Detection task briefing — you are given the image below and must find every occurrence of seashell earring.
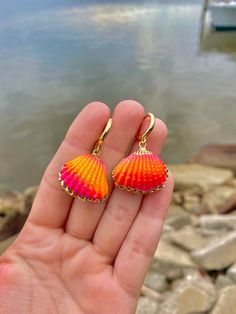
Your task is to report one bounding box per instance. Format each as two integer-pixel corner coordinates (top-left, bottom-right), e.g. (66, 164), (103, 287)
(58, 118), (112, 202)
(112, 113), (168, 194)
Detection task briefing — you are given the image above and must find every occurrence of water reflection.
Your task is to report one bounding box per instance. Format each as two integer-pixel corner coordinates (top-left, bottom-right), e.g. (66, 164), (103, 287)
(0, 0), (236, 190)
(200, 10), (236, 55)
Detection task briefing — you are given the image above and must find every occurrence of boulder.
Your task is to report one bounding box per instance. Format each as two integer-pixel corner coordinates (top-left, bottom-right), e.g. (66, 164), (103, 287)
(141, 285), (165, 302)
(0, 187), (23, 212)
(151, 240), (197, 280)
(182, 192), (203, 214)
(169, 164), (233, 192)
(166, 226), (207, 251)
(215, 274), (234, 289)
(151, 259), (184, 281)
(160, 275), (216, 314)
(199, 215), (236, 231)
(194, 144), (236, 175)
(166, 215), (192, 230)
(154, 240), (196, 268)
(144, 271), (169, 293)
(210, 285), (236, 314)
(0, 207), (26, 241)
(0, 187), (26, 240)
(202, 186), (236, 214)
(166, 205), (192, 230)
(136, 297), (159, 314)
(172, 192), (183, 205)
(191, 232), (236, 270)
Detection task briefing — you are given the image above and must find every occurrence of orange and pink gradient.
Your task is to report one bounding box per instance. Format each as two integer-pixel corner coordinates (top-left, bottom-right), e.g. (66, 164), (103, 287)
(59, 154), (109, 202)
(112, 151), (167, 194)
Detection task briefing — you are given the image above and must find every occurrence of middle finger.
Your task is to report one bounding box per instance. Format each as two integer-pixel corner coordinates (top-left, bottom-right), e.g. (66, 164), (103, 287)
(65, 100), (144, 239)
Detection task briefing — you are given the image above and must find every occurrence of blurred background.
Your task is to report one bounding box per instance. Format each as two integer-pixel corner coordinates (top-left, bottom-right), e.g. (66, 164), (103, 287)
(1, 1), (236, 313)
(0, 0), (236, 190)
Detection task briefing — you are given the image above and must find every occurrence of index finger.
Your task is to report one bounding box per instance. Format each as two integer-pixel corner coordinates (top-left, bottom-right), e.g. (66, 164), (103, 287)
(27, 102), (110, 228)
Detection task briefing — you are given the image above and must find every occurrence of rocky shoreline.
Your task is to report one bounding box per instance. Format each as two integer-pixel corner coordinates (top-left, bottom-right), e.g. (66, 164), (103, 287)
(137, 162), (236, 314)
(1, 159), (236, 314)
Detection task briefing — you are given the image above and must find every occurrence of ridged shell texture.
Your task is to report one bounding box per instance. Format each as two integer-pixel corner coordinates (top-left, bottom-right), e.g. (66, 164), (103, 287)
(59, 154), (108, 202)
(112, 151), (167, 193)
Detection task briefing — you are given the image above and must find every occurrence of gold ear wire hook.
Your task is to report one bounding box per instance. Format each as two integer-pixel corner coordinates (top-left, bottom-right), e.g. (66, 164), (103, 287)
(136, 113), (155, 150)
(136, 113), (155, 141)
(92, 118), (112, 155)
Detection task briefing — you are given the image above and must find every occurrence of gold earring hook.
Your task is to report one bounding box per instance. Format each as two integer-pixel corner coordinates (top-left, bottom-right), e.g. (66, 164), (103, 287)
(92, 118), (112, 155)
(136, 113), (155, 141)
(135, 113), (155, 151)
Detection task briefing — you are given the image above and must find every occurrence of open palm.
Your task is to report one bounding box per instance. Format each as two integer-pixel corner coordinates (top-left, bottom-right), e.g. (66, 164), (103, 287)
(0, 101), (173, 314)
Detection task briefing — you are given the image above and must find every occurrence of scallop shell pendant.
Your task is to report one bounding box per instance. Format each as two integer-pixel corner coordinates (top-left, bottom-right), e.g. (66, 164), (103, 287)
(112, 149), (168, 194)
(59, 154), (109, 202)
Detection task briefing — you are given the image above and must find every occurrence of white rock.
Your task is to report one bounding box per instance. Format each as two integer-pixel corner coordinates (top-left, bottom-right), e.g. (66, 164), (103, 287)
(210, 285), (236, 314)
(191, 232), (236, 270)
(215, 275), (234, 289)
(166, 226), (207, 251)
(170, 164), (233, 192)
(200, 215), (236, 231)
(202, 186), (236, 214)
(154, 240), (197, 268)
(227, 263), (236, 282)
(152, 240), (197, 280)
(144, 272), (169, 293)
(136, 297), (159, 314)
(160, 275), (216, 314)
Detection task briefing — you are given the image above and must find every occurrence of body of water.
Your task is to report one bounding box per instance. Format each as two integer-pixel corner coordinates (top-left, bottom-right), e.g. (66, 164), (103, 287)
(0, 0), (236, 190)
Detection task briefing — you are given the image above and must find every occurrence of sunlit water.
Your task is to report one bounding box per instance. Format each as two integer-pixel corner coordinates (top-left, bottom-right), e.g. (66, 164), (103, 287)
(0, 0), (236, 190)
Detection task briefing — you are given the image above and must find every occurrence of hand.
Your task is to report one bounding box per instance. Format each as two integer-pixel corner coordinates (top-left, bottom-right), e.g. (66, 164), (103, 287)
(0, 100), (174, 314)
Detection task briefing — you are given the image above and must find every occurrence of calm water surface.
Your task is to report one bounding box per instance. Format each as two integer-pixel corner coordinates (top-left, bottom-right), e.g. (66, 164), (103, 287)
(0, 0), (236, 190)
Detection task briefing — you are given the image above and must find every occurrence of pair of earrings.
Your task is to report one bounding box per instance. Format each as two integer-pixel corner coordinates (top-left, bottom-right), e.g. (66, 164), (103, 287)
(58, 113), (168, 202)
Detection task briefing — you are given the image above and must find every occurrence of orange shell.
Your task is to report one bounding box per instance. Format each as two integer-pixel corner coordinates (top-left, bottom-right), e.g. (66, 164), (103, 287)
(59, 154), (108, 202)
(112, 150), (167, 194)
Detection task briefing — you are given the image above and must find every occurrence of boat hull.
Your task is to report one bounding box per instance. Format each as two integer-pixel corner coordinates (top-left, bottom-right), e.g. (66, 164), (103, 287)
(209, 3), (236, 29)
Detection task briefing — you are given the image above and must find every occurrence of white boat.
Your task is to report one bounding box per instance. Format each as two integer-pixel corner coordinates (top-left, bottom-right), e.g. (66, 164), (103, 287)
(208, 1), (236, 29)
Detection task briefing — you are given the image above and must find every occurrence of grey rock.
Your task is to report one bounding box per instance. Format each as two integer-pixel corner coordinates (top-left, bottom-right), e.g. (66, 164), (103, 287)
(172, 192), (183, 205)
(178, 189), (204, 214)
(193, 144), (236, 175)
(170, 163), (233, 192)
(151, 240), (197, 280)
(0, 187), (26, 240)
(0, 207), (26, 241)
(199, 214), (236, 231)
(151, 259), (184, 281)
(0, 188), (23, 212)
(166, 205), (192, 229)
(163, 224), (175, 234)
(167, 205), (188, 217)
(191, 232), (236, 270)
(197, 226), (225, 238)
(136, 297), (159, 314)
(202, 186), (236, 214)
(215, 275), (234, 289)
(166, 215), (192, 230)
(160, 274), (216, 314)
(227, 263), (236, 283)
(210, 285), (236, 314)
(154, 240), (197, 268)
(144, 271), (169, 293)
(166, 226), (207, 251)
(141, 285), (164, 302)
